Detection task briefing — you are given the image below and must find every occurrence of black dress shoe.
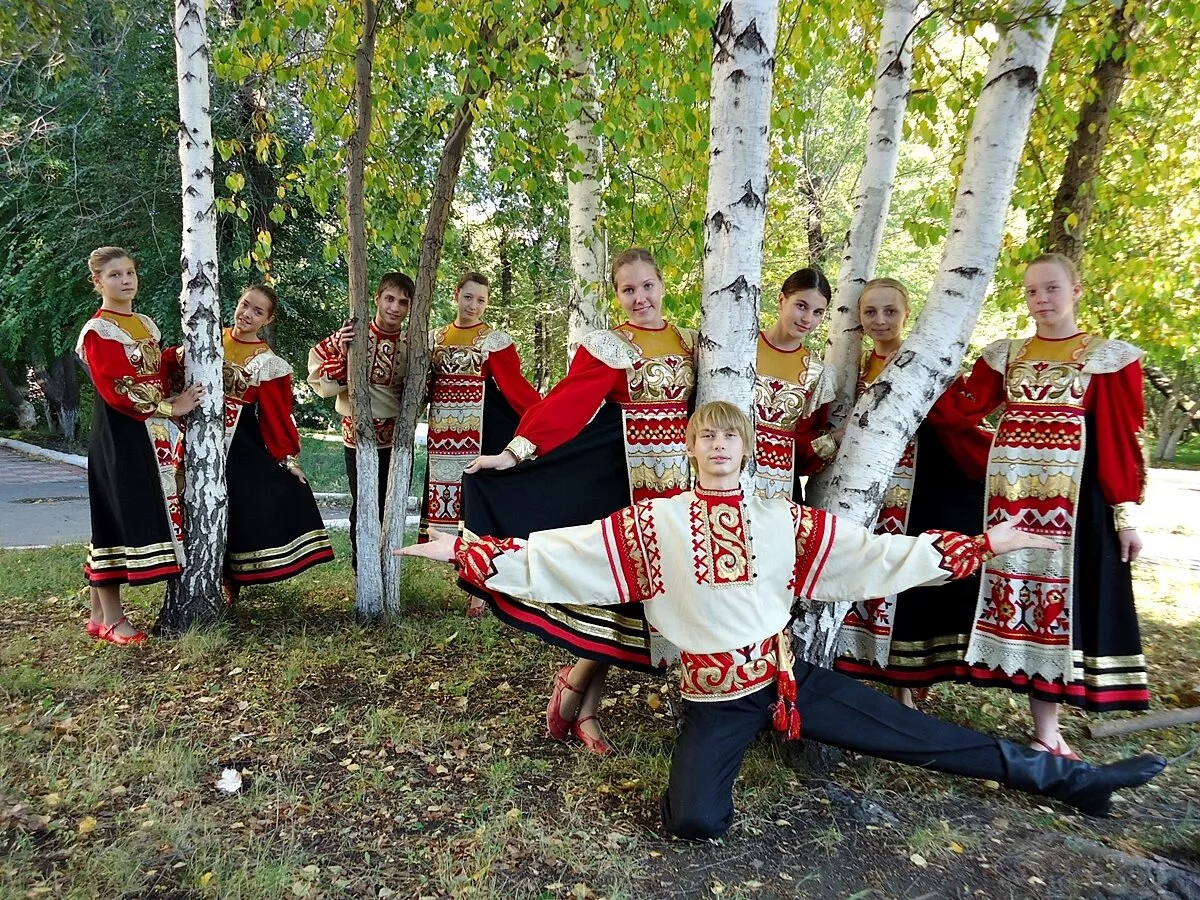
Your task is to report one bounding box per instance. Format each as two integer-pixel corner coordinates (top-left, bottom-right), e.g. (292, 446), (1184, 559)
(999, 742), (1167, 816)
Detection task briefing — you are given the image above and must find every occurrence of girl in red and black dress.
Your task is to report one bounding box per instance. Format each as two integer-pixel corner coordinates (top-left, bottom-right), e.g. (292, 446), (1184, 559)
(421, 272), (541, 615)
(937, 253), (1148, 759)
(834, 278), (992, 707)
(197, 286), (334, 591)
(76, 246), (204, 645)
(462, 248), (696, 753)
(752, 268), (837, 502)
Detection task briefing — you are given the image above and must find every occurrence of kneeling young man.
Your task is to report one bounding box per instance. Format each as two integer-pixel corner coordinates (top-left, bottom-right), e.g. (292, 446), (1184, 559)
(400, 401), (1165, 839)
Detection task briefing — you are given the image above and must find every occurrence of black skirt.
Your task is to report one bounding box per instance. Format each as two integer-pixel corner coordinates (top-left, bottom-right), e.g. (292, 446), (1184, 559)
(460, 402), (663, 672)
(225, 405), (334, 584)
(85, 400), (183, 586)
(834, 423), (983, 686)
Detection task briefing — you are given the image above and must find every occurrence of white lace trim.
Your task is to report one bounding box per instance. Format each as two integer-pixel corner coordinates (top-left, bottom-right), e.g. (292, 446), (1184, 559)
(75, 314), (160, 360)
(980, 338), (1012, 373)
(245, 349), (293, 384)
(1081, 337), (1142, 374)
(806, 357), (837, 415)
(478, 328), (514, 354)
(582, 329), (639, 370)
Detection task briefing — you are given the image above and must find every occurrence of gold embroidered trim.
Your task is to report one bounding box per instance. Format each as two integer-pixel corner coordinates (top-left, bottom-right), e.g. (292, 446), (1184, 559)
(1112, 502), (1137, 532)
(506, 435), (537, 463)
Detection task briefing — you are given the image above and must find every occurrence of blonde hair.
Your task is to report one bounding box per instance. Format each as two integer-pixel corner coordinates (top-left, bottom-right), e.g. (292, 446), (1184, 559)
(859, 277), (910, 310)
(1028, 252), (1080, 286)
(610, 247), (662, 289)
(686, 401), (755, 470)
(88, 246), (135, 293)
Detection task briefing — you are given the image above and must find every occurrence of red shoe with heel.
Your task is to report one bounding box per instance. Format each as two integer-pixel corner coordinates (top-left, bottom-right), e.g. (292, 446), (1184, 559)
(546, 665), (584, 740)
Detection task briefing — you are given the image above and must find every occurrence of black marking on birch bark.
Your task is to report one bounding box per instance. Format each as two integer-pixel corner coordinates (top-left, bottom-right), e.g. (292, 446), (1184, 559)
(986, 64), (1040, 93)
(729, 68), (748, 86)
(716, 274), (752, 299)
(949, 266), (984, 279)
(736, 180), (764, 209)
(708, 211), (731, 233)
(734, 19), (769, 54)
(883, 55), (908, 78)
(892, 349), (915, 368)
(712, 3), (735, 65)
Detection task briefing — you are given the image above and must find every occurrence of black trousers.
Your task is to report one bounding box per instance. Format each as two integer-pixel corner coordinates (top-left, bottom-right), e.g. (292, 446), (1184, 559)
(661, 659), (1006, 840)
(344, 445), (392, 569)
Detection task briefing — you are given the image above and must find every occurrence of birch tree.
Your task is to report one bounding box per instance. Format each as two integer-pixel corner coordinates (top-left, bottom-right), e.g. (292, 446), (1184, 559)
(696, 0), (779, 415)
(815, 0), (918, 443)
(346, 0), (385, 618)
(562, 37), (607, 357)
(795, 0), (1068, 665)
(160, 0), (226, 632)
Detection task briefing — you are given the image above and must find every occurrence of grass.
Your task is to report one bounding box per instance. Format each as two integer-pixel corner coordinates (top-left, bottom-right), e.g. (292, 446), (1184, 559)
(1, 535), (1198, 899)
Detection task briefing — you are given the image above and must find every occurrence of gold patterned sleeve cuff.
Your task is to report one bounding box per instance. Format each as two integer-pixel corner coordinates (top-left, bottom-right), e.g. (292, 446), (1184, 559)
(156, 399), (175, 418)
(1113, 502), (1138, 532)
(811, 433), (838, 461)
(505, 436), (537, 464)
(282, 455), (301, 470)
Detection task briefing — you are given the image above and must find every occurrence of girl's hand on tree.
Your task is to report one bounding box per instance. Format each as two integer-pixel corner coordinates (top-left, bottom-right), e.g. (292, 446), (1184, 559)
(830, 425), (846, 445)
(984, 519), (1060, 555)
(170, 383), (206, 416)
(393, 529), (455, 562)
(464, 450), (517, 474)
(1118, 528), (1142, 563)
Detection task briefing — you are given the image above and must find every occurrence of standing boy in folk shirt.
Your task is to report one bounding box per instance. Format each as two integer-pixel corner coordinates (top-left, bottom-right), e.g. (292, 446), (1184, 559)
(308, 273), (412, 567)
(400, 401), (1166, 839)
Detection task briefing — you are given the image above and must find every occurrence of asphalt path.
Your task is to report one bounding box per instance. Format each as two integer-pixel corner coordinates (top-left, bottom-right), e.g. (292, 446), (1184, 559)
(2, 443), (1199, 571)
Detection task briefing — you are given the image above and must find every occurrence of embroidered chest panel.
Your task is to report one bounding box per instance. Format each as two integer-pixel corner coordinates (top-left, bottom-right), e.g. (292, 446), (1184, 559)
(627, 353), (695, 403)
(432, 326), (488, 378)
(754, 374), (813, 431)
(689, 494), (753, 587)
(370, 334), (404, 388)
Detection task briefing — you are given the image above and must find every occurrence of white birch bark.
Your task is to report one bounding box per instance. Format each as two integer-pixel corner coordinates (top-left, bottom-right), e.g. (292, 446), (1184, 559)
(818, 0), (918, 431)
(165, 0), (226, 629)
(696, 0), (778, 416)
(347, 0), (383, 617)
(794, 0), (1067, 665)
(563, 39), (608, 358)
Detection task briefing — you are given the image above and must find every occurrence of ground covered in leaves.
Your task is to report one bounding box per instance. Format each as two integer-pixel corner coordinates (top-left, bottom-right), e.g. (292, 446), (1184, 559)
(2, 536), (1198, 899)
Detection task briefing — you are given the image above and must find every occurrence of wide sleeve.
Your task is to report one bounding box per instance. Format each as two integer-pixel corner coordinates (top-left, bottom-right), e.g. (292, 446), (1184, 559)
(456, 510), (650, 607)
(256, 374), (301, 461)
(82, 331), (161, 421)
(307, 333), (348, 399)
(1087, 362), (1146, 522)
(791, 504), (993, 603)
(923, 376), (994, 482)
(483, 343), (541, 416)
(939, 356), (1007, 427)
(506, 347), (625, 459)
(792, 403), (835, 477)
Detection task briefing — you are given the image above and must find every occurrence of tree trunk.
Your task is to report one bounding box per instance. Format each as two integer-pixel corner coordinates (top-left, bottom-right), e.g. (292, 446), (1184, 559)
(1045, 1), (1138, 266)
(346, 0), (385, 618)
(795, 0), (1066, 667)
(51, 351), (80, 440)
(381, 8), (566, 612)
(696, 0), (779, 416)
(802, 171), (826, 268)
(563, 38), (607, 358)
(380, 103), (478, 615)
(161, 0), (227, 633)
(1161, 419), (1189, 460)
(810, 0), (918, 486)
(0, 359), (37, 429)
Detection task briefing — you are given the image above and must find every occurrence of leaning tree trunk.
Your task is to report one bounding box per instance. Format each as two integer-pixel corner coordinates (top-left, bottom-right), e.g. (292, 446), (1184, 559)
(696, 0), (779, 416)
(0, 359), (37, 429)
(346, 0), (384, 617)
(1046, 0), (1138, 266)
(55, 351), (80, 440)
(794, 0), (1066, 671)
(811, 0), (918, 481)
(161, 0), (227, 632)
(563, 38), (607, 357)
(381, 9), (566, 613)
(379, 104), (480, 615)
